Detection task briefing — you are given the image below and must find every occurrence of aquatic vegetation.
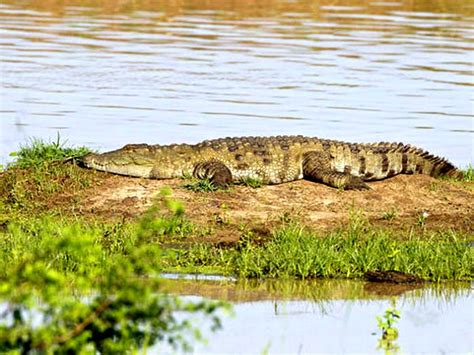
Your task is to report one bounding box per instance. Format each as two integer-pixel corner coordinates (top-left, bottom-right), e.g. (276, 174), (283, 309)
(376, 299), (401, 354)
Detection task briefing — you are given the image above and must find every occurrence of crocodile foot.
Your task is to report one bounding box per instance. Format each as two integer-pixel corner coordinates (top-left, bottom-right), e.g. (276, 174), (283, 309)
(343, 177), (371, 190)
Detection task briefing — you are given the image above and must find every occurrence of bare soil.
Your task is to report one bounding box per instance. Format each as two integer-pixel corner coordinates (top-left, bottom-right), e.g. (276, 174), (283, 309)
(78, 172), (474, 243)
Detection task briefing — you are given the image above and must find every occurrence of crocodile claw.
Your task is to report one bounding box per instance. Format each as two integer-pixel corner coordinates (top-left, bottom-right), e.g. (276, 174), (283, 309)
(344, 178), (371, 191)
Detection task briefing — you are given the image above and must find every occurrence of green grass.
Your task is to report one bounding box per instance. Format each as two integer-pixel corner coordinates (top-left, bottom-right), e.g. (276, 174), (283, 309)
(460, 165), (474, 182)
(162, 217), (473, 282)
(8, 135), (91, 169)
(0, 189), (198, 280)
(0, 137), (95, 220)
(0, 161), (94, 220)
(239, 177), (263, 189)
(183, 178), (220, 192)
(381, 208), (398, 221)
(440, 164), (474, 185)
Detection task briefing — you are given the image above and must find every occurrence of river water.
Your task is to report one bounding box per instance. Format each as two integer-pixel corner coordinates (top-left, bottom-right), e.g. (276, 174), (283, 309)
(157, 277), (473, 354)
(0, 0), (473, 166)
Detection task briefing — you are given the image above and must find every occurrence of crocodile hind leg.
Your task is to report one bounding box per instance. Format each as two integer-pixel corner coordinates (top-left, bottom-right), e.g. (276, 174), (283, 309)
(303, 151), (370, 190)
(193, 161), (233, 188)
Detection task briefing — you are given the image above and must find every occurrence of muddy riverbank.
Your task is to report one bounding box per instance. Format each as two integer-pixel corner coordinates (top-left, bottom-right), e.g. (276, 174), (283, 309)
(78, 170), (473, 243)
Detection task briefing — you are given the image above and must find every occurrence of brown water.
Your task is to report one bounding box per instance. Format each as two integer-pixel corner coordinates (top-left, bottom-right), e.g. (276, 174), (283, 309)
(1, 0), (473, 167)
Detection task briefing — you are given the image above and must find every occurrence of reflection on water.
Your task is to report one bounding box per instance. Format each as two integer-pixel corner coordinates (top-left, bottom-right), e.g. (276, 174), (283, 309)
(1, 0), (473, 166)
(158, 277), (472, 354)
(161, 275), (470, 302)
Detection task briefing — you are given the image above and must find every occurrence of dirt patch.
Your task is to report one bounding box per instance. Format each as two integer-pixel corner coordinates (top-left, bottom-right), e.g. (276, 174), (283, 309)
(78, 172), (474, 242)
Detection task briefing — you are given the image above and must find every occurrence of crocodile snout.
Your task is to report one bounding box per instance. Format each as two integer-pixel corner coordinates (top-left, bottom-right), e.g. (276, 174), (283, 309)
(79, 153), (100, 168)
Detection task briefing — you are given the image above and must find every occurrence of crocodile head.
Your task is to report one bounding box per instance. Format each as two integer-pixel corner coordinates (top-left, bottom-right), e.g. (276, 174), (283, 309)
(81, 144), (158, 177)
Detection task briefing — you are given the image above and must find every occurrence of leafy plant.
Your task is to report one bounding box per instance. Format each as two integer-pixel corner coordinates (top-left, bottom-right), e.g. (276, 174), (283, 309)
(376, 299), (401, 354)
(0, 200), (228, 353)
(137, 187), (194, 243)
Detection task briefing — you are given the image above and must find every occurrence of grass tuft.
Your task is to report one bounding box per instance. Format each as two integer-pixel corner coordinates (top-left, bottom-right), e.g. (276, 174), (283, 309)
(0, 137), (95, 219)
(239, 177), (263, 189)
(381, 208), (398, 221)
(9, 135), (91, 169)
(183, 178), (219, 192)
(460, 165), (474, 182)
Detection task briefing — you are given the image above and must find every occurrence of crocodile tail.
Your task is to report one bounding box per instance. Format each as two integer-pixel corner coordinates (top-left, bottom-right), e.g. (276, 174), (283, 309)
(402, 145), (460, 178)
(370, 142), (461, 179)
(352, 142), (460, 180)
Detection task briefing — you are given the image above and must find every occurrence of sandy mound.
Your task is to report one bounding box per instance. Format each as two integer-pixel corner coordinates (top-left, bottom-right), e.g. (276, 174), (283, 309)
(80, 172), (473, 242)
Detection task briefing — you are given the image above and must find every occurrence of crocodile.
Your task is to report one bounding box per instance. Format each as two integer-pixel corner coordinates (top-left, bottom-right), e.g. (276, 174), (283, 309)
(80, 135), (460, 190)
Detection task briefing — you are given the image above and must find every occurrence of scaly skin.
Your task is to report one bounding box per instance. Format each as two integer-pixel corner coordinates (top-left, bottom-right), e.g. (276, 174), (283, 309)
(80, 136), (460, 190)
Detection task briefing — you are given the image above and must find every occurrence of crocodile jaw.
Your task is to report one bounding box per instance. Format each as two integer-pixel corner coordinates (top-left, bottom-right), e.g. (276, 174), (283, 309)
(81, 153), (154, 178)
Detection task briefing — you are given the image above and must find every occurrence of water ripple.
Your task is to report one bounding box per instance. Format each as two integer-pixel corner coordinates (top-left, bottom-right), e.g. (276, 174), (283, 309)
(0, 0), (473, 166)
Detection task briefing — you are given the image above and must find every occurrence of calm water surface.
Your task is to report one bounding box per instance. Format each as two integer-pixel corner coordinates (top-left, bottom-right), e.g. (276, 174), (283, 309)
(157, 277), (473, 354)
(1, 0), (473, 166)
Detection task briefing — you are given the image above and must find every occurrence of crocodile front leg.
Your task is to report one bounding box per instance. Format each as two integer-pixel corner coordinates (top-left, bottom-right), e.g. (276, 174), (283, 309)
(193, 160), (233, 188)
(303, 151), (370, 190)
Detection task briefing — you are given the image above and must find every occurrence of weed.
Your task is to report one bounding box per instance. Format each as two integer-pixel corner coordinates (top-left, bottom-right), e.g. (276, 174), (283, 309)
(461, 165), (474, 182)
(9, 134), (91, 169)
(0, 138), (95, 219)
(440, 164), (474, 188)
(137, 188), (194, 243)
(416, 211), (429, 228)
(180, 172), (194, 180)
(183, 178), (219, 192)
(381, 209), (398, 221)
(164, 221), (473, 281)
(240, 177), (263, 189)
(376, 299), (401, 354)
